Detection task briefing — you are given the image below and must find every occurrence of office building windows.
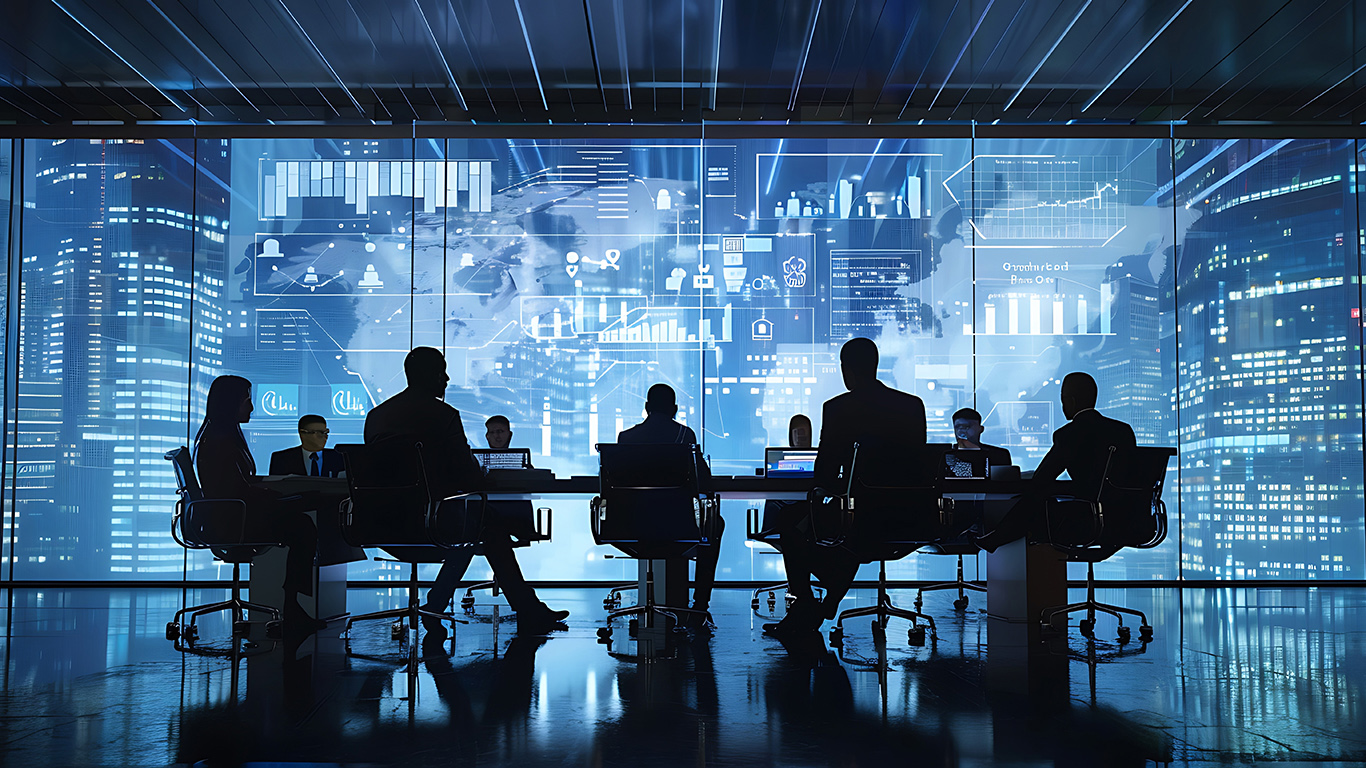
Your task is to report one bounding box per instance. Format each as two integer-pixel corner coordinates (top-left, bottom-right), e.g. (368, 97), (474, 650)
(0, 134), (1363, 581)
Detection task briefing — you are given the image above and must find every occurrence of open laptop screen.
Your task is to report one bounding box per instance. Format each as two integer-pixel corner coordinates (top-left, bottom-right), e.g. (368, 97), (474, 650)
(944, 449), (989, 479)
(765, 448), (819, 477)
(472, 448), (532, 470)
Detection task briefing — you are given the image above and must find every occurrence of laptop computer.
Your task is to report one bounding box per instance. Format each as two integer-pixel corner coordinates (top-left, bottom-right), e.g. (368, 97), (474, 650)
(472, 448), (533, 471)
(764, 447), (819, 477)
(943, 449), (989, 480)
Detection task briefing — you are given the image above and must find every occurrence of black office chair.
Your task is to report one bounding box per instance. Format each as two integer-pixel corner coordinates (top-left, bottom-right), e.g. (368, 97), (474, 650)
(824, 443), (966, 648)
(745, 502), (824, 615)
(591, 443), (718, 641)
(913, 537), (986, 614)
(335, 441), (484, 649)
(163, 447), (283, 646)
(1038, 445), (1176, 645)
(455, 450), (554, 615)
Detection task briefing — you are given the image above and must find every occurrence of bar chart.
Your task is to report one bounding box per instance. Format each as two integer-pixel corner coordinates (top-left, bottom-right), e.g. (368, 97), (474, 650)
(968, 289), (1113, 336)
(520, 296), (734, 344)
(260, 159), (494, 218)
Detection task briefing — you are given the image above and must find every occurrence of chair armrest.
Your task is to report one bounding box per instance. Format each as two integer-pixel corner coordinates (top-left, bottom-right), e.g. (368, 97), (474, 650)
(807, 489), (851, 547)
(429, 492), (486, 549)
(169, 498), (196, 550)
(182, 498), (250, 547)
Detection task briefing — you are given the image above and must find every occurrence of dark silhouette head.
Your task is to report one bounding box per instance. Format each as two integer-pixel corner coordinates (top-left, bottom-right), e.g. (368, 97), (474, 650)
(404, 347), (450, 397)
(839, 337), (879, 391)
(195, 375), (254, 460)
(485, 414), (512, 449)
(788, 414), (812, 448)
(645, 383), (678, 419)
(1060, 372), (1098, 420)
(952, 407), (984, 447)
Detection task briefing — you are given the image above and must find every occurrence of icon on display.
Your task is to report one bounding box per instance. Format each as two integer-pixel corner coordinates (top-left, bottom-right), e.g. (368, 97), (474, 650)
(602, 249), (621, 270)
(666, 268), (687, 291)
(460, 253), (475, 267)
(656, 189), (671, 210)
(752, 317), (773, 341)
(566, 251), (580, 278)
(260, 238), (283, 257)
(783, 255), (808, 288)
(693, 274), (715, 289)
(722, 236), (744, 252)
(358, 264), (384, 288)
(303, 266), (319, 284)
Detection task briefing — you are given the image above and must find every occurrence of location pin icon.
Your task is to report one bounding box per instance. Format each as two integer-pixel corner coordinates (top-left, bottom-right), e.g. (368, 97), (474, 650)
(566, 263), (579, 277)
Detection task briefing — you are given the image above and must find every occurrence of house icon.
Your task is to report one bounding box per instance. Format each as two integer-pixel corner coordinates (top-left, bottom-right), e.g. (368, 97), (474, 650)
(752, 318), (773, 341)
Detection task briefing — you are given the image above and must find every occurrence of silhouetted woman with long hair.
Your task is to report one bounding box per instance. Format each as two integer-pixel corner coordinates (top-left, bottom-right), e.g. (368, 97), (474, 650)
(194, 375), (324, 632)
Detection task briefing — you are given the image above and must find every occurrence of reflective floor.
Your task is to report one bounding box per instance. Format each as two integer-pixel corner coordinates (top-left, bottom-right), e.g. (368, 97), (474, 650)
(1, 585), (1364, 767)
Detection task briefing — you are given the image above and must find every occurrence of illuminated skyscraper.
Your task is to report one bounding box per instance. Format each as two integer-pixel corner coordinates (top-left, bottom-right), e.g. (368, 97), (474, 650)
(1176, 139), (1363, 579)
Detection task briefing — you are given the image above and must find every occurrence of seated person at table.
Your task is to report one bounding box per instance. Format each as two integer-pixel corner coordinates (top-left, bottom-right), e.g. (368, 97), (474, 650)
(481, 414), (540, 539)
(618, 383), (721, 618)
(194, 375), (324, 634)
(269, 414), (344, 477)
(364, 347), (569, 636)
(976, 372), (1138, 552)
(766, 338), (927, 636)
(951, 407), (1011, 469)
(759, 414), (815, 534)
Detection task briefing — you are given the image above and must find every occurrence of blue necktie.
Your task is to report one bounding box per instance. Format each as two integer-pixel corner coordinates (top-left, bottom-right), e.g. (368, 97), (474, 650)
(310, 452), (320, 477)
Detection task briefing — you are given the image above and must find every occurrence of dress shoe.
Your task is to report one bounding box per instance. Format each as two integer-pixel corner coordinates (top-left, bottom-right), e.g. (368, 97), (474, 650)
(517, 607), (569, 635)
(762, 598), (823, 636)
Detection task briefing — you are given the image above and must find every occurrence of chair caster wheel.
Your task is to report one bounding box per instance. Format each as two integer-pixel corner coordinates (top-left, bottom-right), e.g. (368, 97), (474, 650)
(1139, 625), (1153, 642)
(953, 596), (969, 611)
(184, 624), (199, 643)
(461, 596), (475, 610)
(751, 599), (760, 611)
(232, 620), (250, 639)
(627, 619), (638, 636)
(785, 593), (797, 607)
(913, 596), (924, 611)
(604, 599), (616, 610)
(828, 627), (843, 647)
(596, 626), (612, 640)
(1117, 626), (1131, 644)
(908, 626), (927, 646)
(165, 622), (180, 641)
(1079, 619), (1095, 639)
(265, 620), (282, 639)
(391, 621), (406, 641)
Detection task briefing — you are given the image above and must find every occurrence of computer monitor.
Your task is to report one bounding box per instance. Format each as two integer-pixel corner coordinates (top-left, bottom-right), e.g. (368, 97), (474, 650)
(472, 448), (532, 470)
(943, 449), (989, 479)
(765, 447), (819, 477)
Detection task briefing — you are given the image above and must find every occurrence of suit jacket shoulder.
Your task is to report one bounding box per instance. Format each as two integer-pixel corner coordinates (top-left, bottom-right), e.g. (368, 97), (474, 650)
(268, 447), (302, 476)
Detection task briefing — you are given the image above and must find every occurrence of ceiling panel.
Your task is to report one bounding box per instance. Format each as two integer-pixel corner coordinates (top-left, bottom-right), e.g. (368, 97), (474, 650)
(0, 0), (1364, 124)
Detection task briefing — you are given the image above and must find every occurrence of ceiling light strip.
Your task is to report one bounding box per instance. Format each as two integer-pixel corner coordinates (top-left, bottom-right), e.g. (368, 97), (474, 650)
(50, 0), (186, 113)
(413, 0), (469, 111)
(273, 0), (365, 115)
(1082, 0), (1194, 112)
(787, 0), (823, 112)
(512, 0), (549, 111)
(927, 0), (996, 111)
(1004, 0), (1092, 111)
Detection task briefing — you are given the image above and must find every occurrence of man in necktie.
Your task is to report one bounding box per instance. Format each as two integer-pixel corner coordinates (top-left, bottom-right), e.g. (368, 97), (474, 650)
(269, 415), (345, 477)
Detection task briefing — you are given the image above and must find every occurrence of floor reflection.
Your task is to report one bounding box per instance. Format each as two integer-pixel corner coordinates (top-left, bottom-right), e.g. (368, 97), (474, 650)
(0, 586), (1363, 766)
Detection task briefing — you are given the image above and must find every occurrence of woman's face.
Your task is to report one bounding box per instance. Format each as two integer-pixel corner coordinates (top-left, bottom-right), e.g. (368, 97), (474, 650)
(238, 387), (254, 423)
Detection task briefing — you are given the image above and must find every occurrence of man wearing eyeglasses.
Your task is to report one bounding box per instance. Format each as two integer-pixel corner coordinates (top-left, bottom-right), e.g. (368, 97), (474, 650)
(270, 415), (345, 477)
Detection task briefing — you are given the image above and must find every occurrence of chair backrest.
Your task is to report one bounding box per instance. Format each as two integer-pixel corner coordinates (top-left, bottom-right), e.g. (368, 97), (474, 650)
(847, 442), (957, 545)
(165, 446), (203, 502)
(1096, 445), (1176, 547)
(595, 442), (705, 555)
(336, 440), (437, 547)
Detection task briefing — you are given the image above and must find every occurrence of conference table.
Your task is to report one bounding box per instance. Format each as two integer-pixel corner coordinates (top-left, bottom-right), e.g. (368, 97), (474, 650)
(251, 472), (1067, 634)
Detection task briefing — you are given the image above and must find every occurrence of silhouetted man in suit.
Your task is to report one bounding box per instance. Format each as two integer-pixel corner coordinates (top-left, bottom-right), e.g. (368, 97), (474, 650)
(618, 383), (721, 619)
(269, 415), (345, 476)
(766, 337), (927, 636)
(976, 371), (1138, 551)
(364, 347), (568, 636)
(952, 407), (1012, 469)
